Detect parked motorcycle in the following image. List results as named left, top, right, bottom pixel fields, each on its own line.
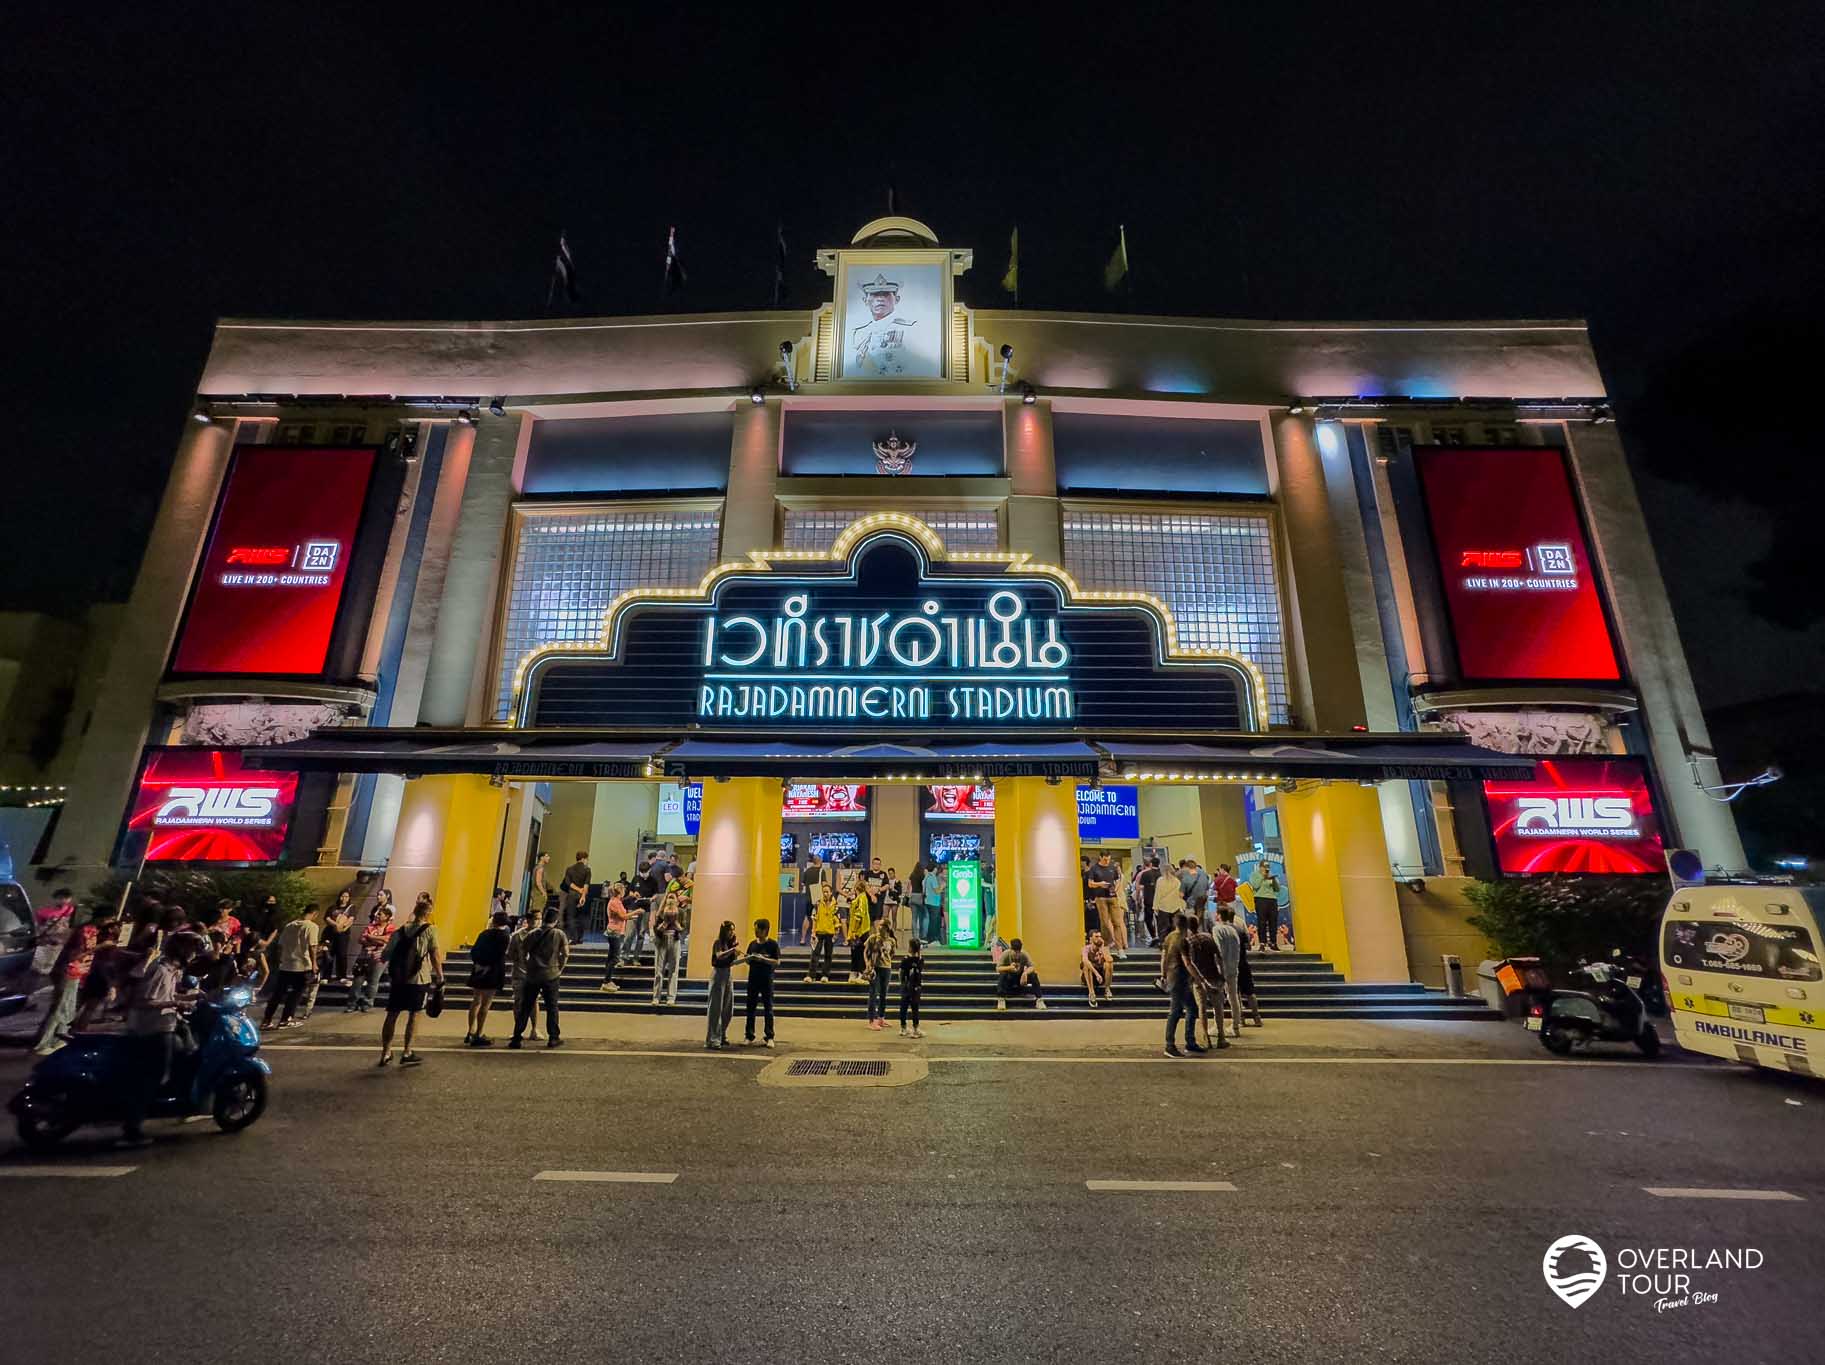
left=1526, top=954, right=1662, bottom=1058
left=8, top=983, right=272, bottom=1150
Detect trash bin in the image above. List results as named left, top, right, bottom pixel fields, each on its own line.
left=1477, top=956, right=1548, bottom=1018
left=1442, top=954, right=1466, bottom=997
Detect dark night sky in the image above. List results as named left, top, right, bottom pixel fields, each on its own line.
left=9, top=4, right=1825, bottom=821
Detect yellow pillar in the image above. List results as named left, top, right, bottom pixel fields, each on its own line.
left=390, top=774, right=510, bottom=951
left=992, top=778, right=1082, bottom=983
left=1274, top=781, right=1410, bottom=982
left=687, top=778, right=783, bottom=982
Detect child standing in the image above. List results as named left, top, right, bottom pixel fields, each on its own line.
left=898, top=936, right=925, bottom=1038
left=864, top=918, right=896, bottom=1029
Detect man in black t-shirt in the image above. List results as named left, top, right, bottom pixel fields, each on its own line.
left=560, top=853, right=592, bottom=944
left=741, top=918, right=781, bottom=1046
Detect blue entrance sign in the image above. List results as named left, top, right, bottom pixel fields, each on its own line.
left=1077, top=785, right=1140, bottom=843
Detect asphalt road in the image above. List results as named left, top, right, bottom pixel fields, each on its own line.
left=2, top=1041, right=1820, bottom=1364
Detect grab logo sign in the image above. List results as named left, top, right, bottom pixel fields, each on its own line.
left=154, top=786, right=284, bottom=827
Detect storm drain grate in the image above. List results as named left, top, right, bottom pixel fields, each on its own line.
left=785, top=1058, right=891, bottom=1077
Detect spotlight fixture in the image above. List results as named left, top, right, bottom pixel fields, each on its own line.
left=191, top=407, right=212, bottom=425
left=454, top=409, right=475, bottom=426
left=1590, top=403, right=1615, bottom=425
left=749, top=386, right=766, bottom=405
left=1020, top=382, right=1036, bottom=405
left=488, top=397, right=506, bottom=418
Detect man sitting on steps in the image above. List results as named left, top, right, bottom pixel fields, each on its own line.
left=996, top=937, right=1047, bottom=1010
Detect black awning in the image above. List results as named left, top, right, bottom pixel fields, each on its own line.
left=1099, top=739, right=1535, bottom=782
left=659, top=739, right=1102, bottom=780
left=243, top=734, right=658, bottom=780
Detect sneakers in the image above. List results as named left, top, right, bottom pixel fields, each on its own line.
left=996, top=999, right=1008, bottom=1011
left=474, top=1035, right=494, bottom=1048
left=1087, top=997, right=1099, bottom=1009
left=376, top=1052, right=394, bottom=1067
left=1217, top=1038, right=1232, bottom=1049
left=1035, top=1000, right=1048, bottom=1010
left=1186, top=1040, right=1207, bottom=1054
left=1163, top=1044, right=1183, bottom=1058
left=547, top=1038, right=564, bottom=1049
left=763, top=1038, right=775, bottom=1048
left=910, top=1028, right=923, bottom=1039
left=599, top=982, right=620, bottom=993
left=1101, top=991, right=1114, bottom=1002
left=400, top=1052, right=423, bottom=1067
left=507, top=1037, right=522, bottom=1050
left=899, top=1026, right=909, bottom=1036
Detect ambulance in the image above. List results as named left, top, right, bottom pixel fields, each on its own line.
left=1660, top=885, right=1825, bottom=1076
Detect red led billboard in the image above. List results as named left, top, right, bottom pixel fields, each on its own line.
left=172, top=446, right=377, bottom=675
left=1482, top=756, right=1665, bottom=876
left=782, top=784, right=868, bottom=820
left=925, top=784, right=997, bottom=821
left=125, top=748, right=299, bottom=864
left=1415, top=448, right=1621, bottom=683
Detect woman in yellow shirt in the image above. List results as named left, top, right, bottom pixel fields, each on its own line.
left=845, top=884, right=874, bottom=984
left=807, top=885, right=839, bottom=982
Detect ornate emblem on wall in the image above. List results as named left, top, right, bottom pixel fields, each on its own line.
left=872, top=430, right=917, bottom=475
left=1430, top=709, right=1611, bottom=756
left=181, top=702, right=354, bottom=747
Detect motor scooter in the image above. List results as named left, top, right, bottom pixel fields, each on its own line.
left=8, top=983, right=272, bottom=1150
left=1526, top=955, right=1661, bottom=1058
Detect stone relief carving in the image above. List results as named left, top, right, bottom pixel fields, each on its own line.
left=1430, top=709, right=1612, bottom=756
left=181, top=702, right=352, bottom=748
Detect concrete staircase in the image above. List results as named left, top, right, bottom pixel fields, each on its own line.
left=319, top=942, right=1497, bottom=1022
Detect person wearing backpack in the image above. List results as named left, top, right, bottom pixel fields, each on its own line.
left=377, top=894, right=443, bottom=1068
left=508, top=905, right=569, bottom=1049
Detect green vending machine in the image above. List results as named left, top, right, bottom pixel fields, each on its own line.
left=946, top=859, right=983, bottom=949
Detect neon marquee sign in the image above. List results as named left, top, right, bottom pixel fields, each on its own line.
left=699, top=589, right=1072, bottom=722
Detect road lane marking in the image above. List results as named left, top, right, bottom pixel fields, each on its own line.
left=262, top=1044, right=769, bottom=1060
left=0, top=1166, right=138, bottom=1178
left=1086, top=1179, right=1237, bottom=1192
left=1643, top=1187, right=1803, bottom=1201
left=533, top=1170, right=679, bottom=1184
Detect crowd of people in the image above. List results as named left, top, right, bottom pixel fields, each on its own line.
left=17, top=843, right=1288, bottom=1074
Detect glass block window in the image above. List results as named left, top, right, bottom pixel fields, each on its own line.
left=1062, top=507, right=1289, bottom=725
left=495, top=505, right=723, bottom=719
left=780, top=507, right=1002, bottom=553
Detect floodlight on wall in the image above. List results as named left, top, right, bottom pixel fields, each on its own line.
left=1287, top=402, right=1307, bottom=415
left=1591, top=403, right=1615, bottom=424
left=749, top=386, right=766, bottom=405
left=1020, top=382, right=1037, bottom=405
left=191, top=407, right=213, bottom=425
left=454, top=409, right=475, bottom=426
left=489, top=397, right=507, bottom=418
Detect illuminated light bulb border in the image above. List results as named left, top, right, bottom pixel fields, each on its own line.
left=506, top=512, right=1271, bottom=728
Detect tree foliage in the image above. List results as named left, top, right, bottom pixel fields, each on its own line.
left=1463, top=875, right=1669, bottom=971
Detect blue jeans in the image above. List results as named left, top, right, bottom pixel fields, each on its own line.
left=1166, top=976, right=1197, bottom=1047
left=868, top=969, right=890, bottom=1019
left=600, top=932, right=624, bottom=985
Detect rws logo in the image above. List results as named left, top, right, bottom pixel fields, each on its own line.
left=154, top=786, right=283, bottom=828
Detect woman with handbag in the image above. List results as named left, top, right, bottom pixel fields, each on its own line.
left=377, top=893, right=443, bottom=1068
left=465, top=909, right=512, bottom=1046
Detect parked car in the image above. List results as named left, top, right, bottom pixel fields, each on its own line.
left=0, top=880, right=36, bottom=1016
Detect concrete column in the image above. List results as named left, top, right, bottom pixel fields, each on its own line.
left=1275, top=781, right=1410, bottom=982
left=992, top=777, right=1082, bottom=984
left=1198, top=786, right=1252, bottom=871
left=871, top=784, right=920, bottom=879
left=47, top=419, right=235, bottom=875
left=389, top=774, right=509, bottom=951
left=588, top=782, right=658, bottom=885
left=1269, top=414, right=1368, bottom=731
left=421, top=414, right=524, bottom=727
left=1563, top=422, right=1745, bottom=870
left=721, top=400, right=780, bottom=559
left=1004, top=398, right=1061, bottom=562
left=687, top=778, right=782, bottom=982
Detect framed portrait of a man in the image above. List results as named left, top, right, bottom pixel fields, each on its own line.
left=836, top=258, right=947, bottom=379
